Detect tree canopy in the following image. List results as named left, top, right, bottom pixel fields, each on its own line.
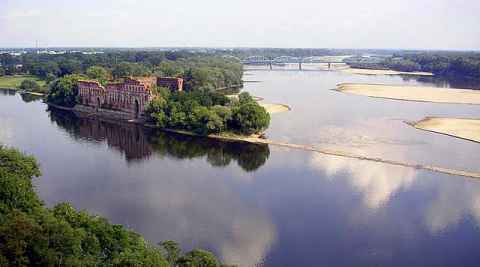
left=145, top=90, right=270, bottom=136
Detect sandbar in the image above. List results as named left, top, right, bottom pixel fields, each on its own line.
left=336, top=83, right=480, bottom=105
left=410, top=117, right=480, bottom=143
left=259, top=103, right=291, bottom=114
left=339, top=67, right=433, bottom=76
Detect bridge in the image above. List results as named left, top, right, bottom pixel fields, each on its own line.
left=240, top=56, right=347, bottom=70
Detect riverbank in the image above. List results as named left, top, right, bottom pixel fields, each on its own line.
left=157, top=127, right=480, bottom=179
left=0, top=75, right=46, bottom=89
left=47, top=102, right=480, bottom=180
left=335, top=83, right=480, bottom=105
left=408, top=117, right=480, bottom=143
left=259, top=103, right=291, bottom=114
left=339, top=67, right=433, bottom=76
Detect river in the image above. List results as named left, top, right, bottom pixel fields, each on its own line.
left=1, top=66, right=480, bottom=266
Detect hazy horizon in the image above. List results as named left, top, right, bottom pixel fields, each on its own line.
left=1, top=0, right=479, bottom=50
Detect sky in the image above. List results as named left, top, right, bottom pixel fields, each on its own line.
left=0, top=0, right=479, bottom=50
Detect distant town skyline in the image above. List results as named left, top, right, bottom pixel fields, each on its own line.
left=1, top=0, right=479, bottom=50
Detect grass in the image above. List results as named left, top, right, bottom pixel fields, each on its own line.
left=0, top=75, right=46, bottom=89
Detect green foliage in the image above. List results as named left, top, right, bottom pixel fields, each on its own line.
left=86, top=66, right=109, bottom=85
left=0, top=145, right=42, bottom=215
left=19, top=79, right=41, bottom=92
left=46, top=74, right=84, bottom=107
left=145, top=90, right=269, bottom=135
left=230, top=93, right=270, bottom=135
left=0, top=66, right=5, bottom=76
left=0, top=146, right=231, bottom=267
left=177, top=249, right=220, bottom=267
left=112, top=62, right=151, bottom=78
left=58, top=59, right=82, bottom=76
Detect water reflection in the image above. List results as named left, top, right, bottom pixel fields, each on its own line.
left=0, top=88, right=16, bottom=95
left=424, top=179, right=480, bottom=233
left=20, top=93, right=44, bottom=103
left=47, top=108, right=270, bottom=171
left=311, top=154, right=416, bottom=209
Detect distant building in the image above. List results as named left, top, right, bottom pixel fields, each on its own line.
left=77, top=76, right=183, bottom=119
left=157, top=77, right=184, bottom=91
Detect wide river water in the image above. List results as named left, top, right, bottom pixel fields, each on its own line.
left=1, top=65, right=480, bottom=266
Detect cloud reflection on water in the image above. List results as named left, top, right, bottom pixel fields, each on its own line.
left=311, top=153, right=416, bottom=209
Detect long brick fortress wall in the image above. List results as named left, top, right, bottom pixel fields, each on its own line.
left=77, top=76, right=183, bottom=119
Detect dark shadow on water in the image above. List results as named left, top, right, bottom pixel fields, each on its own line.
left=0, top=88, right=17, bottom=95
left=47, top=107, right=270, bottom=171
left=20, top=93, right=44, bottom=103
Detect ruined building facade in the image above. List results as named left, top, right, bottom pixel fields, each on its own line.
left=77, top=77, right=183, bottom=119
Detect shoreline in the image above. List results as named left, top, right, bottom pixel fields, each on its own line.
left=335, top=83, right=480, bottom=105
left=407, top=117, right=480, bottom=144
left=47, top=102, right=480, bottom=179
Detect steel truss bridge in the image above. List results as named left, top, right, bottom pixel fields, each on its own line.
left=240, top=56, right=344, bottom=70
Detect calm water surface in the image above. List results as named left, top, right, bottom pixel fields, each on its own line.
left=1, top=68, right=480, bottom=267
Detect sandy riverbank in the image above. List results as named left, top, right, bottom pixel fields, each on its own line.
left=339, top=67, right=433, bottom=76
left=226, top=94, right=291, bottom=114
left=259, top=103, right=291, bottom=114
left=409, top=117, right=480, bottom=143
left=336, top=83, right=480, bottom=105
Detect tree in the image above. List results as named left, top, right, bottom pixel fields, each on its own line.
left=112, top=62, right=150, bottom=78
left=231, top=101, right=270, bottom=135
left=159, top=240, right=181, bottom=266
left=0, top=66, right=5, bottom=76
left=58, top=59, right=82, bottom=76
left=19, top=79, right=40, bottom=92
left=145, top=97, right=168, bottom=127
left=86, top=66, right=109, bottom=84
left=46, top=74, right=84, bottom=107
left=177, top=249, right=220, bottom=267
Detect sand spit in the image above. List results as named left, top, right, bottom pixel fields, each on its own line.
left=259, top=103, right=291, bottom=114
left=339, top=68, right=433, bottom=76
left=225, top=94, right=290, bottom=114
left=336, top=83, right=480, bottom=105
left=189, top=133, right=480, bottom=179
left=50, top=103, right=480, bottom=180
left=408, top=117, right=480, bottom=143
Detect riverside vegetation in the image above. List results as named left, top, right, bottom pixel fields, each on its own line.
left=0, top=145, right=233, bottom=267
left=144, top=89, right=270, bottom=135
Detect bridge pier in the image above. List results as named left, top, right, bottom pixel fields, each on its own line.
left=299, top=62, right=302, bottom=70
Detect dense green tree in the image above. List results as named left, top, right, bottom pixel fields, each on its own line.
left=0, top=66, right=5, bottom=76
left=19, top=79, right=41, bottom=92
left=46, top=74, right=84, bottom=107
left=86, top=65, right=109, bottom=84
left=112, top=62, right=150, bottom=78
left=58, top=59, right=82, bottom=76
left=230, top=93, right=270, bottom=135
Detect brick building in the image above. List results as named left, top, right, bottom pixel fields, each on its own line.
left=77, top=76, right=183, bottom=118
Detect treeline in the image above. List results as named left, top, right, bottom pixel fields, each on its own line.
left=145, top=89, right=270, bottom=135
left=386, top=52, right=480, bottom=79
left=0, top=145, right=233, bottom=267
left=345, top=52, right=480, bottom=79
left=0, top=51, right=243, bottom=91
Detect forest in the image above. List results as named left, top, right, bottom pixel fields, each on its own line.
left=345, top=51, right=480, bottom=79
left=0, top=50, right=243, bottom=92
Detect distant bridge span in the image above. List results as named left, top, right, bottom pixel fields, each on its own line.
left=240, top=55, right=346, bottom=70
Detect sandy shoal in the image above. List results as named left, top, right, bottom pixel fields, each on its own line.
left=339, top=67, right=433, bottom=76
left=336, top=83, right=480, bottom=105
left=411, top=117, right=480, bottom=143
left=260, top=103, right=291, bottom=114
